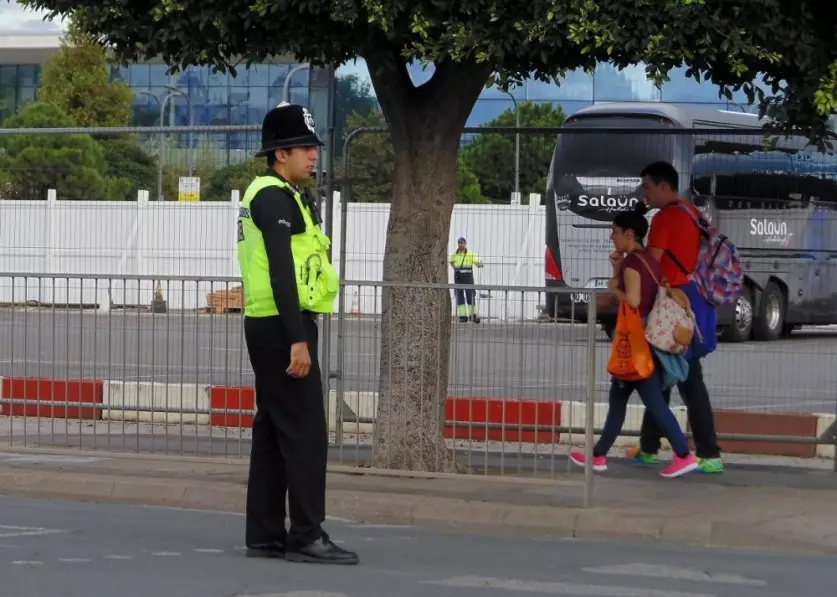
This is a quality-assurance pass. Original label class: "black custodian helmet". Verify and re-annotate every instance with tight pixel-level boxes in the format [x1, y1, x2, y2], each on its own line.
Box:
[255, 102, 324, 157]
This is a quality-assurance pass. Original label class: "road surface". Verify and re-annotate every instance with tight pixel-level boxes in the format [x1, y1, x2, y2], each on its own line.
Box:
[0, 494, 833, 597]
[1, 309, 836, 413]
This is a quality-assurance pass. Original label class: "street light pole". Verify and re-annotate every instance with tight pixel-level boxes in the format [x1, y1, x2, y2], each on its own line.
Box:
[165, 85, 193, 176]
[138, 90, 167, 201]
[282, 64, 311, 103]
[503, 90, 520, 201]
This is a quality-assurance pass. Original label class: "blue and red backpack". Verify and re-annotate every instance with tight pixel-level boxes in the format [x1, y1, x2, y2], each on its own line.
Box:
[666, 202, 743, 306]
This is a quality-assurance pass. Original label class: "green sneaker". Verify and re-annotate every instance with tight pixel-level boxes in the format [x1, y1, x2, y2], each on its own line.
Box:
[698, 458, 724, 474]
[632, 451, 659, 465]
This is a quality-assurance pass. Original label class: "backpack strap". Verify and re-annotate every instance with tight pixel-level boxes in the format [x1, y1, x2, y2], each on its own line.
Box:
[636, 250, 703, 343]
[632, 252, 663, 288]
[671, 201, 710, 238]
[659, 200, 705, 276]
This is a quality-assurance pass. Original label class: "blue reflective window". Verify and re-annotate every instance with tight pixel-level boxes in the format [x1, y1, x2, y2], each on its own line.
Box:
[248, 86, 269, 111]
[207, 85, 229, 105]
[207, 67, 229, 87]
[593, 64, 661, 102]
[268, 63, 291, 87]
[129, 65, 150, 86]
[17, 86, 36, 106]
[204, 105, 230, 125]
[247, 64, 270, 87]
[149, 64, 170, 86]
[0, 65, 16, 85]
[17, 65, 38, 87]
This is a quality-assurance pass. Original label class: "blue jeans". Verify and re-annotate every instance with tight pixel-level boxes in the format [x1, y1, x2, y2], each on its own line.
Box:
[594, 366, 690, 458]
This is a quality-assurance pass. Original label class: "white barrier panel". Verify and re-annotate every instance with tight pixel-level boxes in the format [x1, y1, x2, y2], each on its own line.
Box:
[102, 381, 211, 424]
[0, 192, 547, 318]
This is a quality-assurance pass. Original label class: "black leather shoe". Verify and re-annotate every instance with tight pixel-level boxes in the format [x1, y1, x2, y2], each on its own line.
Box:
[285, 537, 359, 565]
[245, 541, 286, 558]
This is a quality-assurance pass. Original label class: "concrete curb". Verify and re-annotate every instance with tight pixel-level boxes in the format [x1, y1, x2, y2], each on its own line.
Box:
[2, 375, 835, 458]
[0, 467, 833, 555]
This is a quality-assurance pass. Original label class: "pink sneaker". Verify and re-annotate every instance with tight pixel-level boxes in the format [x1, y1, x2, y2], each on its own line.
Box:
[570, 450, 607, 472]
[660, 453, 699, 478]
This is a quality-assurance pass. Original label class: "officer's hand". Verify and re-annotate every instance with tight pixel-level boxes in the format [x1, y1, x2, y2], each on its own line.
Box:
[287, 342, 311, 379]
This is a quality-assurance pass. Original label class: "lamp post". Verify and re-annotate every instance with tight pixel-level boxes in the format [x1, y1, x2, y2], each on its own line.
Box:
[164, 85, 193, 177]
[137, 90, 165, 201]
[282, 64, 310, 103]
[503, 90, 520, 202]
[138, 87, 192, 200]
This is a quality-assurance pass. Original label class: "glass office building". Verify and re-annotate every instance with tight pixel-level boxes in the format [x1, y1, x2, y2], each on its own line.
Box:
[338, 59, 765, 127]
[1, 34, 768, 133]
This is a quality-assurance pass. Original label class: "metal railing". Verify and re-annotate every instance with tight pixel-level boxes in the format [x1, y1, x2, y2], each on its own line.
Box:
[0, 273, 835, 509]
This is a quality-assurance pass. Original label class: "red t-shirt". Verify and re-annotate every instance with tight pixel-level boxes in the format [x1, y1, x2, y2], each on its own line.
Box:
[618, 251, 661, 319]
[647, 199, 701, 287]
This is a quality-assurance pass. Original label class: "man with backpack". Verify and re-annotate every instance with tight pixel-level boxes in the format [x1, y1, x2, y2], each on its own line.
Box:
[633, 161, 742, 474]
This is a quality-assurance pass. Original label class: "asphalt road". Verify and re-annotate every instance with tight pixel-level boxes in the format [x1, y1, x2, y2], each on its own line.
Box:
[1, 309, 836, 413]
[0, 495, 833, 597]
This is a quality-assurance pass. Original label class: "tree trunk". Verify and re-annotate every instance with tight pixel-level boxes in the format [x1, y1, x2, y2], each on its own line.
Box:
[363, 51, 491, 471]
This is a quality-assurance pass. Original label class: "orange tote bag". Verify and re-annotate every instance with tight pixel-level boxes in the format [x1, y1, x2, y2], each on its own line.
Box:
[607, 300, 655, 381]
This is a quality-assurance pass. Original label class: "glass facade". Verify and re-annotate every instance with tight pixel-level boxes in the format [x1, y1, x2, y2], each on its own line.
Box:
[1, 56, 766, 132]
[111, 62, 315, 150]
[0, 64, 40, 123]
[336, 59, 767, 126]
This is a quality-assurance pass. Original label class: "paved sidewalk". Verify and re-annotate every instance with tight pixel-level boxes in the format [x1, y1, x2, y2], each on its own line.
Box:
[0, 447, 834, 555]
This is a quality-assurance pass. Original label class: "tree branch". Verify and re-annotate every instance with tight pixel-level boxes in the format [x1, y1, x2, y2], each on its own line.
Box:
[363, 35, 416, 141]
[425, 59, 494, 130]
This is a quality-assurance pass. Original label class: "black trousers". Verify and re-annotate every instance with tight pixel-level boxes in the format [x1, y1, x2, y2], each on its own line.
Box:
[639, 357, 722, 459]
[244, 313, 328, 549]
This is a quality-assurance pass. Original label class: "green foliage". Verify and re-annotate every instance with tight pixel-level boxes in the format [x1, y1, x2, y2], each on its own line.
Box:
[334, 73, 378, 158]
[34, 14, 158, 201]
[99, 136, 158, 200]
[22, 0, 837, 140]
[455, 163, 486, 204]
[343, 110, 489, 204]
[0, 102, 131, 201]
[38, 17, 134, 127]
[342, 110, 392, 203]
[460, 102, 565, 203]
[203, 159, 265, 202]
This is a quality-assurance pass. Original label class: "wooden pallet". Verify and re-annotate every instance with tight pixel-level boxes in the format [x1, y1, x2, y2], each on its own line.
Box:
[206, 286, 244, 314]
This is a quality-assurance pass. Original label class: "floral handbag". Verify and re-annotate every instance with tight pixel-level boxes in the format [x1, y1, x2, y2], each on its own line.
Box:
[634, 253, 702, 355]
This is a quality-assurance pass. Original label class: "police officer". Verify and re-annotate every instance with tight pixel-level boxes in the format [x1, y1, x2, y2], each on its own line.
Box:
[237, 102, 358, 566]
[448, 236, 483, 323]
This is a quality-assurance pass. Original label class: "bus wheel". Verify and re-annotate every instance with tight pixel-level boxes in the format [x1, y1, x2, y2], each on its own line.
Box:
[753, 281, 785, 342]
[721, 285, 753, 342]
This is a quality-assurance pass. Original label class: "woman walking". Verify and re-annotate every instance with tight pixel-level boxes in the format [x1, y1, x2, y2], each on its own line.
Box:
[570, 204, 699, 479]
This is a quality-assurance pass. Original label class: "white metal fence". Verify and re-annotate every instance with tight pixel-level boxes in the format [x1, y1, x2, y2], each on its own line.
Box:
[0, 193, 546, 318]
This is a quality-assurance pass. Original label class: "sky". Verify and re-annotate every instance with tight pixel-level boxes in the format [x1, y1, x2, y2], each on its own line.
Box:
[0, 1, 64, 33]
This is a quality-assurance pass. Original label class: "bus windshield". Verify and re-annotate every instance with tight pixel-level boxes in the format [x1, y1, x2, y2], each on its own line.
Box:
[554, 115, 678, 177]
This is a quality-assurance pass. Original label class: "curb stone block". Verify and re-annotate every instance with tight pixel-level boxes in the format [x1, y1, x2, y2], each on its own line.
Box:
[816, 414, 836, 460]
[559, 401, 687, 449]
[444, 397, 561, 443]
[102, 381, 210, 424]
[708, 410, 818, 458]
[1, 377, 103, 420]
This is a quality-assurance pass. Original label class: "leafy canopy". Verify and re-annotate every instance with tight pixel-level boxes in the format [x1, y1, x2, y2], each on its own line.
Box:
[460, 102, 566, 203]
[0, 102, 132, 201]
[39, 17, 134, 127]
[19, 0, 837, 140]
[340, 110, 489, 204]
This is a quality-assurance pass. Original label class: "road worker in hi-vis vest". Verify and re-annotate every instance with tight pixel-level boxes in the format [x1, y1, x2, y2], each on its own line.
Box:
[448, 236, 484, 323]
[237, 102, 358, 566]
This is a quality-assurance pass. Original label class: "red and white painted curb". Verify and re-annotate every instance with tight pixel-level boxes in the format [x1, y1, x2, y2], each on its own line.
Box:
[0, 376, 833, 459]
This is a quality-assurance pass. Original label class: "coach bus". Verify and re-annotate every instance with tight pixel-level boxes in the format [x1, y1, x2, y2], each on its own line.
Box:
[543, 102, 837, 342]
